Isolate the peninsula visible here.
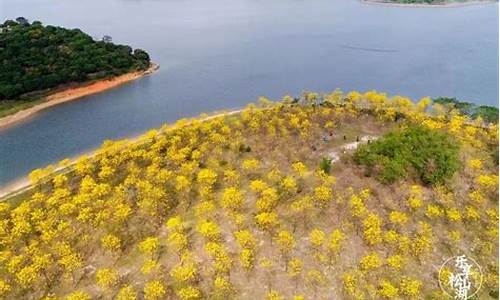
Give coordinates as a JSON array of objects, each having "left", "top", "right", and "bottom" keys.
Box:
[{"left": 0, "top": 18, "right": 156, "bottom": 126}]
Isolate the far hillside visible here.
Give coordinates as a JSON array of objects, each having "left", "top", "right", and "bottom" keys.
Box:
[
  {"left": 0, "top": 18, "right": 151, "bottom": 102},
  {"left": 367, "top": 0, "right": 497, "bottom": 4},
  {"left": 433, "top": 97, "right": 498, "bottom": 124}
]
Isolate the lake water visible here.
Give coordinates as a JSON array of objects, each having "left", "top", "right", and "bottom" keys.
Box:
[{"left": 0, "top": 0, "right": 498, "bottom": 187}]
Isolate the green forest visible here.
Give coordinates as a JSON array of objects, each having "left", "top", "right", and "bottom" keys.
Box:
[
  {"left": 433, "top": 97, "right": 499, "bottom": 124},
  {"left": 0, "top": 18, "right": 151, "bottom": 101}
]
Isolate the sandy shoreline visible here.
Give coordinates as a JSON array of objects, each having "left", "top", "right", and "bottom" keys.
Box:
[
  {"left": 0, "top": 107, "right": 243, "bottom": 200},
  {"left": 361, "top": 0, "right": 497, "bottom": 7},
  {"left": 0, "top": 63, "right": 160, "bottom": 130}
]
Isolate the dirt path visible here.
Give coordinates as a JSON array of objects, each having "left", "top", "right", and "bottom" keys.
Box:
[
  {"left": 328, "top": 135, "right": 379, "bottom": 162},
  {"left": 0, "top": 63, "right": 160, "bottom": 130}
]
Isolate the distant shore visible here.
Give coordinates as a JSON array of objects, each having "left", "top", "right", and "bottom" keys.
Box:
[
  {"left": 361, "top": 0, "right": 497, "bottom": 7},
  {"left": 0, "top": 63, "right": 159, "bottom": 130}
]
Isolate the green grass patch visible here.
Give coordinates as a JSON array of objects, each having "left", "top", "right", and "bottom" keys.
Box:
[
  {"left": 0, "top": 98, "right": 48, "bottom": 118},
  {"left": 319, "top": 157, "right": 333, "bottom": 174}
]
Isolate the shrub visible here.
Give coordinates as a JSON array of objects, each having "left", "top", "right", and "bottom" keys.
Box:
[
  {"left": 319, "top": 157, "right": 332, "bottom": 174},
  {"left": 354, "top": 125, "right": 460, "bottom": 185},
  {"left": 239, "top": 144, "right": 252, "bottom": 152}
]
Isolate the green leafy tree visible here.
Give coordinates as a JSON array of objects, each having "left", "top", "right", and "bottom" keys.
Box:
[{"left": 355, "top": 125, "right": 460, "bottom": 185}]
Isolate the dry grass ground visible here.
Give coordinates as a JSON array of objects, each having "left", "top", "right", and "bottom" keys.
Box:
[{"left": 0, "top": 92, "right": 497, "bottom": 300}]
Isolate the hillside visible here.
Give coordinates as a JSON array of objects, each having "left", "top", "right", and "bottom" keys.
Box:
[
  {"left": 0, "top": 18, "right": 151, "bottom": 109},
  {"left": 0, "top": 91, "right": 498, "bottom": 300}
]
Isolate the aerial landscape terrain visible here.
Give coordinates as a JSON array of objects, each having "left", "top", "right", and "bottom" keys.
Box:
[
  {"left": 0, "top": 0, "right": 498, "bottom": 299},
  {"left": 0, "top": 92, "right": 499, "bottom": 299}
]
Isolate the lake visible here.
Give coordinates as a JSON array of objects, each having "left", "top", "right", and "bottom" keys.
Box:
[{"left": 0, "top": 0, "right": 498, "bottom": 187}]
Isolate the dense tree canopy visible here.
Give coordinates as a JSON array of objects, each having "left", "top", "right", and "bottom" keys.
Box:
[
  {"left": 0, "top": 18, "right": 151, "bottom": 100},
  {"left": 354, "top": 125, "right": 460, "bottom": 185}
]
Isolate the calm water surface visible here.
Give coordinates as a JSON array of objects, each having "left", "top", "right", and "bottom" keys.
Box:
[{"left": 0, "top": 0, "right": 498, "bottom": 186}]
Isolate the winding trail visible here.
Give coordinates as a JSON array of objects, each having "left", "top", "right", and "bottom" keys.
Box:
[{"left": 328, "top": 135, "right": 379, "bottom": 162}]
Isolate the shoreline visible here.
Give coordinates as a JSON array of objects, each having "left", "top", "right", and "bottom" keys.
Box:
[
  {"left": 361, "top": 0, "right": 497, "bottom": 7},
  {"left": 0, "top": 107, "right": 243, "bottom": 200},
  {"left": 0, "top": 63, "right": 160, "bottom": 130},
  {"left": 0, "top": 103, "right": 491, "bottom": 200}
]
